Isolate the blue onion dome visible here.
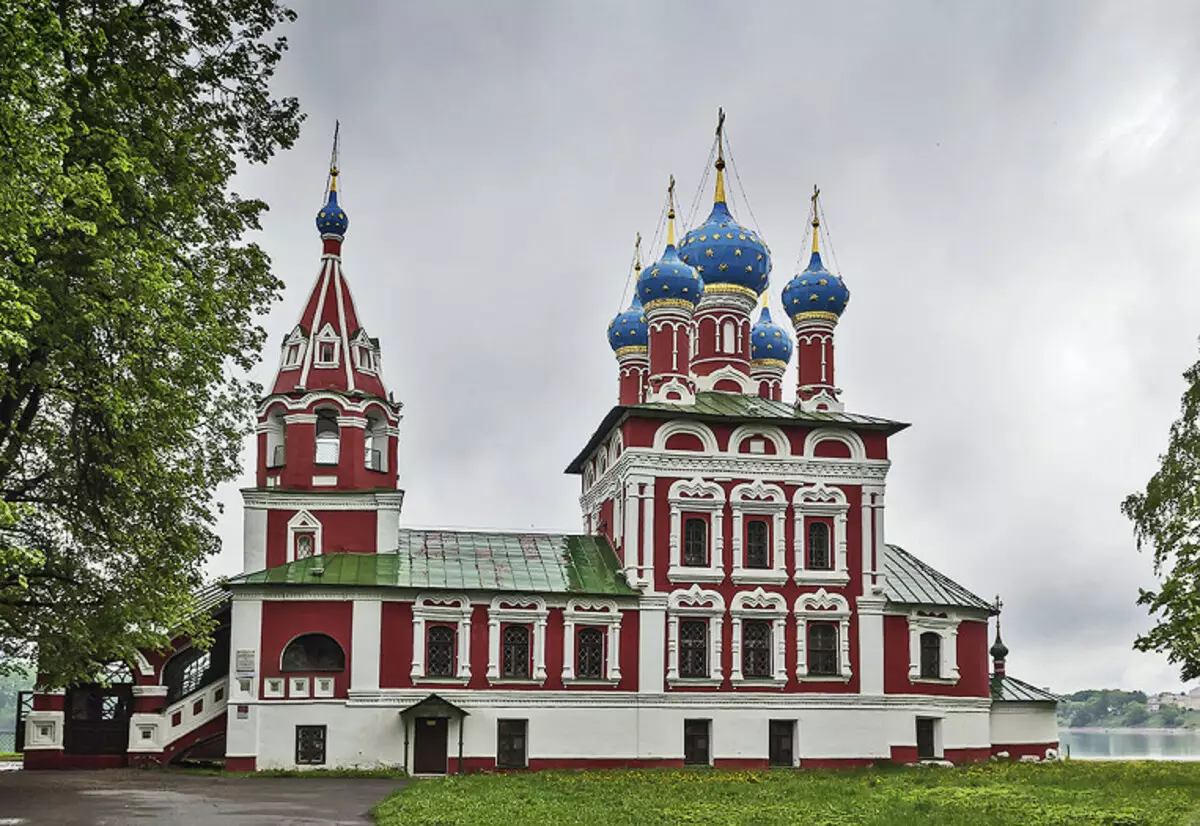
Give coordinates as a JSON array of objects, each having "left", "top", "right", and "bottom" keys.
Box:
[
  {"left": 782, "top": 250, "right": 850, "bottom": 321},
  {"left": 607, "top": 293, "right": 649, "bottom": 353},
  {"left": 678, "top": 157, "right": 770, "bottom": 297},
  {"left": 750, "top": 304, "right": 793, "bottom": 366},
  {"left": 637, "top": 194, "right": 703, "bottom": 310},
  {"left": 315, "top": 170, "right": 349, "bottom": 237}
]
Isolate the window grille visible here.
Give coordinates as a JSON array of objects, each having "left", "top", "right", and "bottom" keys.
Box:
[
  {"left": 281, "top": 634, "right": 345, "bottom": 672},
  {"left": 426, "top": 626, "right": 456, "bottom": 677},
  {"left": 576, "top": 627, "right": 604, "bottom": 679},
  {"left": 920, "top": 632, "right": 941, "bottom": 679},
  {"left": 679, "top": 619, "right": 708, "bottom": 678},
  {"left": 807, "top": 522, "right": 832, "bottom": 570},
  {"left": 807, "top": 622, "right": 838, "bottom": 675},
  {"left": 502, "top": 625, "right": 530, "bottom": 679},
  {"left": 746, "top": 520, "right": 770, "bottom": 569},
  {"left": 683, "top": 518, "right": 708, "bottom": 567},
  {"left": 296, "top": 725, "right": 326, "bottom": 765},
  {"left": 742, "top": 619, "right": 772, "bottom": 678}
]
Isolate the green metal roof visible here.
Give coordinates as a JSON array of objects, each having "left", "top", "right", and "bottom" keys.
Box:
[
  {"left": 228, "top": 530, "right": 635, "bottom": 596},
  {"left": 882, "top": 544, "right": 995, "bottom": 612},
  {"left": 566, "top": 394, "right": 908, "bottom": 473},
  {"left": 991, "top": 674, "right": 1059, "bottom": 704}
]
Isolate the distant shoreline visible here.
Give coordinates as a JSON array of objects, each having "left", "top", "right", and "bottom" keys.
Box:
[{"left": 1062, "top": 727, "right": 1198, "bottom": 734}]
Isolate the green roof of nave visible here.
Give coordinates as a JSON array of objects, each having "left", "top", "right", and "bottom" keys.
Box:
[
  {"left": 882, "top": 544, "right": 994, "bottom": 612},
  {"left": 566, "top": 392, "right": 909, "bottom": 473},
  {"left": 229, "top": 530, "right": 635, "bottom": 596},
  {"left": 990, "top": 673, "right": 1060, "bottom": 704}
]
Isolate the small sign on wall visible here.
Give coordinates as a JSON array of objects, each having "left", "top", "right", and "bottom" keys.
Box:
[
  {"left": 237, "top": 705, "right": 249, "bottom": 720},
  {"left": 235, "top": 649, "right": 256, "bottom": 674}
]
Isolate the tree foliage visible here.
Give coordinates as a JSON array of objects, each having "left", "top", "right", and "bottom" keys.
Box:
[
  {"left": 1123, "top": 350, "right": 1200, "bottom": 681},
  {"left": 0, "top": 0, "right": 302, "bottom": 685}
]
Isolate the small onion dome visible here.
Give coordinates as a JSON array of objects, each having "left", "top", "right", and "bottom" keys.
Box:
[
  {"left": 607, "top": 294, "right": 649, "bottom": 353},
  {"left": 990, "top": 632, "right": 1009, "bottom": 661},
  {"left": 637, "top": 243, "right": 702, "bottom": 309},
  {"left": 782, "top": 251, "right": 850, "bottom": 322},
  {"left": 750, "top": 304, "right": 793, "bottom": 366},
  {"left": 679, "top": 203, "right": 771, "bottom": 297},
  {"left": 315, "top": 183, "right": 349, "bottom": 237}
]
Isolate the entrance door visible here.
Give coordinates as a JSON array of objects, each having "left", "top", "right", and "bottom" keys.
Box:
[
  {"left": 768, "top": 720, "right": 794, "bottom": 767},
  {"left": 683, "top": 719, "right": 710, "bottom": 766},
  {"left": 413, "top": 716, "right": 449, "bottom": 774},
  {"left": 14, "top": 691, "right": 33, "bottom": 753},
  {"left": 64, "top": 685, "right": 133, "bottom": 755},
  {"left": 916, "top": 718, "right": 937, "bottom": 760}
]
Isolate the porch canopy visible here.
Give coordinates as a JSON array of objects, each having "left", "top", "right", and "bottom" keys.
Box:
[{"left": 398, "top": 693, "right": 468, "bottom": 775}]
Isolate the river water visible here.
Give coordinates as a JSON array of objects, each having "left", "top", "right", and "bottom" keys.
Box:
[{"left": 1060, "top": 728, "right": 1200, "bottom": 760}]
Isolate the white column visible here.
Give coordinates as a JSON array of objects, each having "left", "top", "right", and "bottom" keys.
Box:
[
  {"left": 711, "top": 616, "right": 725, "bottom": 682},
  {"left": 772, "top": 617, "right": 787, "bottom": 682},
  {"left": 226, "top": 598, "right": 263, "bottom": 761},
  {"left": 641, "top": 478, "right": 656, "bottom": 587},
  {"left": 772, "top": 511, "right": 786, "bottom": 576},
  {"left": 242, "top": 506, "right": 267, "bottom": 574},
  {"left": 486, "top": 617, "right": 501, "bottom": 680},
  {"left": 562, "top": 616, "right": 576, "bottom": 681},
  {"left": 456, "top": 615, "right": 472, "bottom": 680},
  {"left": 609, "top": 621, "right": 623, "bottom": 680},
  {"left": 409, "top": 614, "right": 426, "bottom": 681},
  {"left": 623, "top": 480, "right": 640, "bottom": 577},
  {"left": 873, "top": 488, "right": 887, "bottom": 579},
  {"left": 730, "top": 510, "right": 744, "bottom": 579},
  {"left": 376, "top": 496, "right": 402, "bottom": 554},
  {"left": 534, "top": 614, "right": 548, "bottom": 681},
  {"left": 856, "top": 596, "right": 886, "bottom": 694},
  {"left": 351, "top": 598, "right": 382, "bottom": 691},
  {"left": 861, "top": 485, "right": 877, "bottom": 591},
  {"left": 730, "top": 616, "right": 743, "bottom": 682}
]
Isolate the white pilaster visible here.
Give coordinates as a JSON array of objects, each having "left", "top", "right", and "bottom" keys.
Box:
[
  {"left": 856, "top": 596, "right": 886, "bottom": 694},
  {"left": 226, "top": 598, "right": 263, "bottom": 760},
  {"left": 640, "top": 478, "right": 655, "bottom": 588},
  {"left": 623, "top": 479, "right": 640, "bottom": 580},
  {"left": 351, "top": 598, "right": 382, "bottom": 691},
  {"left": 639, "top": 601, "right": 667, "bottom": 693},
  {"left": 242, "top": 506, "right": 267, "bottom": 574}
]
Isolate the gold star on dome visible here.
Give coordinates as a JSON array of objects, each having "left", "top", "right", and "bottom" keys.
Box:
[
  {"left": 819, "top": 278, "right": 828, "bottom": 286},
  {"left": 683, "top": 287, "right": 689, "bottom": 293},
  {"left": 734, "top": 248, "right": 742, "bottom": 256},
  {"left": 696, "top": 265, "right": 705, "bottom": 273},
  {"left": 320, "top": 211, "right": 327, "bottom": 218},
  {"left": 705, "top": 249, "right": 714, "bottom": 257},
  {"left": 801, "top": 280, "right": 808, "bottom": 286},
  {"left": 699, "top": 235, "right": 707, "bottom": 241},
  {"left": 691, "top": 272, "right": 698, "bottom": 279},
  {"left": 719, "top": 263, "right": 728, "bottom": 271},
  {"left": 756, "top": 253, "right": 763, "bottom": 261},
  {"left": 745, "top": 265, "right": 752, "bottom": 272},
  {"left": 682, "top": 254, "right": 690, "bottom": 262},
  {"left": 828, "top": 296, "right": 837, "bottom": 301},
  {"left": 739, "top": 234, "right": 746, "bottom": 240},
  {"left": 726, "top": 233, "right": 734, "bottom": 239},
  {"left": 651, "top": 268, "right": 660, "bottom": 276},
  {"left": 767, "top": 344, "right": 773, "bottom": 350},
  {"left": 774, "top": 332, "right": 781, "bottom": 338},
  {"left": 663, "top": 285, "right": 670, "bottom": 291}
]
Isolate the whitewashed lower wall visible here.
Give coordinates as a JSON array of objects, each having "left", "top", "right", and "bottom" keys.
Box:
[
  {"left": 989, "top": 703, "right": 1058, "bottom": 745},
  {"left": 246, "top": 693, "right": 995, "bottom": 770}
]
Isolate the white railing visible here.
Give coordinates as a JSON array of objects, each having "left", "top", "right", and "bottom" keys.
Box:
[{"left": 128, "top": 677, "right": 229, "bottom": 753}]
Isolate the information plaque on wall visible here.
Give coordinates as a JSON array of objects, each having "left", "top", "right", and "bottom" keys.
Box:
[{"left": 235, "top": 649, "right": 256, "bottom": 674}]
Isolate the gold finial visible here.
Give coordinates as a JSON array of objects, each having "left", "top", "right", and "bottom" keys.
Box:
[
  {"left": 634, "top": 232, "right": 643, "bottom": 274},
  {"left": 811, "top": 185, "right": 821, "bottom": 254},
  {"left": 714, "top": 107, "right": 727, "bottom": 205},
  {"left": 667, "top": 176, "right": 677, "bottom": 247},
  {"left": 760, "top": 291, "right": 769, "bottom": 309},
  {"left": 328, "top": 120, "right": 341, "bottom": 195}
]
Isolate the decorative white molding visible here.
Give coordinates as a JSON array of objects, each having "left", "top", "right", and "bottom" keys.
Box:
[
  {"left": 667, "top": 477, "right": 727, "bottom": 584},
  {"left": 794, "top": 589, "right": 853, "bottom": 681},
  {"left": 257, "top": 391, "right": 402, "bottom": 422},
  {"left": 411, "top": 593, "right": 473, "bottom": 682},
  {"left": 134, "top": 651, "right": 156, "bottom": 678},
  {"left": 562, "top": 598, "right": 623, "bottom": 684},
  {"left": 487, "top": 595, "right": 549, "bottom": 684},
  {"left": 242, "top": 490, "right": 405, "bottom": 512},
  {"left": 286, "top": 510, "right": 322, "bottom": 562},
  {"left": 312, "top": 322, "right": 341, "bottom": 368},
  {"left": 666, "top": 585, "right": 726, "bottom": 686},
  {"left": 798, "top": 388, "right": 845, "bottom": 413},
  {"left": 802, "top": 427, "right": 866, "bottom": 461},
  {"left": 652, "top": 420, "right": 719, "bottom": 454},
  {"left": 263, "top": 677, "right": 285, "bottom": 698},
  {"left": 727, "top": 424, "right": 790, "bottom": 457},
  {"left": 730, "top": 588, "right": 788, "bottom": 686},
  {"left": 792, "top": 483, "right": 851, "bottom": 586},
  {"left": 730, "top": 480, "right": 788, "bottom": 585},
  {"left": 907, "top": 612, "right": 961, "bottom": 683},
  {"left": 694, "top": 364, "right": 754, "bottom": 394},
  {"left": 23, "top": 710, "right": 64, "bottom": 750},
  {"left": 289, "top": 676, "right": 310, "bottom": 699}
]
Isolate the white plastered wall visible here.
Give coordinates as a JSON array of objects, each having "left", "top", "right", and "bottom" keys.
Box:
[{"left": 989, "top": 703, "right": 1058, "bottom": 745}]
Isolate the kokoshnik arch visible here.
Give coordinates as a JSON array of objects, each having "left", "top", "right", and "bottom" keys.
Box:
[{"left": 21, "top": 117, "right": 1058, "bottom": 772}]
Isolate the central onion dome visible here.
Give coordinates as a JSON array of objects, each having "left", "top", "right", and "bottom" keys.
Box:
[
  {"left": 678, "top": 146, "right": 770, "bottom": 296},
  {"left": 315, "top": 167, "right": 349, "bottom": 237},
  {"left": 608, "top": 293, "right": 648, "bottom": 352},
  {"left": 750, "top": 303, "right": 793, "bottom": 366},
  {"left": 782, "top": 204, "right": 849, "bottom": 321},
  {"left": 637, "top": 180, "right": 703, "bottom": 310}
]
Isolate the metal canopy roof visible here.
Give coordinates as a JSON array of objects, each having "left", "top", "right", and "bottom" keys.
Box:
[
  {"left": 882, "top": 544, "right": 994, "bottom": 612},
  {"left": 566, "top": 393, "right": 910, "bottom": 473},
  {"left": 991, "top": 674, "right": 1060, "bottom": 704},
  {"left": 228, "top": 529, "right": 635, "bottom": 596}
]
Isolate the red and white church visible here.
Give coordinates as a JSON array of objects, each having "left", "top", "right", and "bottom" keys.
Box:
[{"left": 21, "top": 126, "right": 1058, "bottom": 773}]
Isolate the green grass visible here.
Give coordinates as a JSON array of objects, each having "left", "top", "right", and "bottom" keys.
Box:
[
  {"left": 371, "top": 761, "right": 1200, "bottom": 826},
  {"left": 0, "top": 752, "right": 20, "bottom": 762}
]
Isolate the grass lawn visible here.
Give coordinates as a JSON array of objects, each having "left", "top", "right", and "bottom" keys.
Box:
[
  {"left": 0, "top": 753, "right": 19, "bottom": 762},
  {"left": 372, "top": 761, "right": 1200, "bottom": 826}
]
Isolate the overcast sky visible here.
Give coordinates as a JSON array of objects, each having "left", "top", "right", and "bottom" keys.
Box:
[{"left": 207, "top": 0, "right": 1200, "bottom": 696}]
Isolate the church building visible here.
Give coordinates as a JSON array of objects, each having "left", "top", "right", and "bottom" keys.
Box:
[{"left": 20, "top": 120, "right": 1058, "bottom": 772}]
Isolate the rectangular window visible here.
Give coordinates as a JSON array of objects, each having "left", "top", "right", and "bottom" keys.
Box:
[
  {"left": 745, "top": 520, "right": 770, "bottom": 569},
  {"left": 497, "top": 719, "right": 527, "bottom": 769},
  {"left": 919, "top": 632, "right": 941, "bottom": 679},
  {"left": 769, "top": 720, "right": 795, "bottom": 767},
  {"left": 742, "top": 619, "right": 772, "bottom": 678},
  {"left": 502, "top": 625, "right": 530, "bottom": 679},
  {"left": 295, "top": 725, "right": 326, "bottom": 765},
  {"left": 285, "top": 344, "right": 300, "bottom": 366},
  {"left": 679, "top": 619, "right": 708, "bottom": 678},
  {"left": 807, "top": 622, "right": 838, "bottom": 676},
  {"left": 426, "top": 626, "right": 456, "bottom": 678},
  {"left": 807, "top": 521, "right": 832, "bottom": 570},
  {"left": 683, "top": 517, "right": 708, "bottom": 567},
  {"left": 916, "top": 718, "right": 938, "bottom": 760},
  {"left": 318, "top": 342, "right": 336, "bottom": 364},
  {"left": 683, "top": 719, "right": 710, "bottom": 766},
  {"left": 576, "top": 627, "right": 605, "bottom": 680}
]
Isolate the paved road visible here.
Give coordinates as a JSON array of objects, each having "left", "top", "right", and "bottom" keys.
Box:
[{"left": 0, "top": 769, "right": 407, "bottom": 825}]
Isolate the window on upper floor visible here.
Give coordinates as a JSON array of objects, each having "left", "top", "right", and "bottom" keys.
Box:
[
  {"left": 807, "top": 522, "right": 832, "bottom": 570},
  {"left": 919, "top": 632, "right": 941, "bottom": 680},
  {"left": 742, "top": 619, "right": 772, "bottom": 679},
  {"left": 314, "top": 409, "right": 340, "bottom": 465},
  {"left": 683, "top": 518, "right": 708, "bottom": 567},
  {"left": 364, "top": 412, "right": 387, "bottom": 472},
  {"left": 721, "top": 320, "right": 737, "bottom": 354},
  {"left": 281, "top": 634, "right": 345, "bottom": 673},
  {"left": 806, "top": 622, "right": 839, "bottom": 676},
  {"left": 426, "top": 626, "right": 456, "bottom": 678},
  {"left": 746, "top": 520, "right": 770, "bottom": 569},
  {"left": 502, "top": 625, "right": 530, "bottom": 679},
  {"left": 679, "top": 619, "right": 708, "bottom": 678},
  {"left": 576, "top": 627, "right": 604, "bottom": 680}
]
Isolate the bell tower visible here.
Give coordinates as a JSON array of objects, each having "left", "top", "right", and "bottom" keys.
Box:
[{"left": 242, "top": 125, "right": 404, "bottom": 573}]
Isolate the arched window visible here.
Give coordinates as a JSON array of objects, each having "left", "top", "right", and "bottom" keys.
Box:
[
  {"left": 679, "top": 619, "right": 708, "bottom": 678},
  {"left": 807, "top": 622, "right": 838, "bottom": 675},
  {"left": 746, "top": 520, "right": 770, "bottom": 569},
  {"left": 807, "top": 522, "right": 831, "bottom": 570},
  {"left": 683, "top": 518, "right": 708, "bottom": 567},
  {"left": 266, "top": 409, "right": 287, "bottom": 469},
  {"left": 920, "top": 632, "right": 941, "bottom": 679},
  {"left": 364, "top": 412, "right": 387, "bottom": 472},
  {"left": 426, "top": 626, "right": 456, "bottom": 678},
  {"left": 576, "top": 627, "right": 604, "bottom": 679},
  {"left": 721, "top": 320, "right": 737, "bottom": 354},
  {"left": 742, "top": 619, "right": 772, "bottom": 678},
  {"left": 281, "top": 634, "right": 345, "bottom": 672},
  {"left": 314, "top": 409, "right": 340, "bottom": 465},
  {"left": 502, "top": 625, "right": 530, "bottom": 678}
]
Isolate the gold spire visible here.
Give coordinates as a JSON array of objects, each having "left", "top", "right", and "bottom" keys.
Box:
[
  {"left": 810, "top": 185, "right": 821, "bottom": 254},
  {"left": 667, "top": 176, "right": 677, "bottom": 247},
  {"left": 634, "top": 232, "right": 643, "bottom": 274},
  {"left": 760, "top": 291, "right": 769, "bottom": 310},
  {"left": 328, "top": 120, "right": 341, "bottom": 196},
  {"left": 714, "top": 107, "right": 727, "bottom": 205}
]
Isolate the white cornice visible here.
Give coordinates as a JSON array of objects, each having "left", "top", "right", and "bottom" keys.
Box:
[{"left": 241, "top": 489, "right": 405, "bottom": 511}]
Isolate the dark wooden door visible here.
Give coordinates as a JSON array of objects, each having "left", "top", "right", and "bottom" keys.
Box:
[
  {"left": 64, "top": 685, "right": 133, "bottom": 755},
  {"left": 14, "top": 691, "right": 33, "bottom": 752},
  {"left": 413, "top": 716, "right": 448, "bottom": 774},
  {"left": 916, "top": 718, "right": 936, "bottom": 760},
  {"left": 769, "top": 720, "right": 794, "bottom": 767},
  {"left": 683, "top": 719, "right": 710, "bottom": 766}
]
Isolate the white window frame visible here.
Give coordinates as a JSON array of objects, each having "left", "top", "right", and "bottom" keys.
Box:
[
  {"left": 908, "top": 612, "right": 961, "bottom": 684},
  {"left": 314, "top": 676, "right": 335, "bottom": 698},
  {"left": 287, "top": 511, "right": 322, "bottom": 562},
  {"left": 487, "top": 596, "right": 549, "bottom": 684},
  {"left": 411, "top": 593, "right": 473, "bottom": 684},
  {"left": 667, "top": 585, "right": 725, "bottom": 687},
  {"left": 562, "top": 598, "right": 623, "bottom": 685},
  {"left": 730, "top": 481, "right": 788, "bottom": 585},
  {"left": 280, "top": 326, "right": 307, "bottom": 371},
  {"left": 730, "top": 588, "right": 788, "bottom": 686},
  {"left": 350, "top": 330, "right": 379, "bottom": 375},
  {"left": 313, "top": 323, "right": 341, "bottom": 368},
  {"left": 794, "top": 589, "right": 852, "bottom": 682},
  {"left": 288, "top": 676, "right": 310, "bottom": 699},
  {"left": 793, "top": 484, "right": 851, "bottom": 586},
  {"left": 263, "top": 677, "right": 284, "bottom": 699},
  {"left": 667, "top": 477, "right": 726, "bottom": 584}
]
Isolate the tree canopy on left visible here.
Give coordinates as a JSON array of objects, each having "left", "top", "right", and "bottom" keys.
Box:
[{"left": 0, "top": 0, "right": 302, "bottom": 685}]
